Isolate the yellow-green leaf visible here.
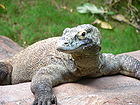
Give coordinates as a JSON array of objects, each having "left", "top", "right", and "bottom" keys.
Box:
[
  {"left": 92, "top": 19, "right": 113, "bottom": 29},
  {"left": 100, "top": 21, "right": 112, "bottom": 29},
  {"left": 0, "top": 4, "right": 6, "bottom": 9},
  {"left": 92, "top": 19, "right": 102, "bottom": 24}
]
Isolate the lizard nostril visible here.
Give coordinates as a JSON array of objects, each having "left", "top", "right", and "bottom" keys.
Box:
[{"left": 64, "top": 42, "right": 69, "bottom": 45}]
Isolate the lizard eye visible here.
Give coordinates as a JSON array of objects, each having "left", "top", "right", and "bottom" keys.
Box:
[
  {"left": 77, "top": 31, "right": 87, "bottom": 40},
  {"left": 81, "top": 32, "right": 86, "bottom": 36}
]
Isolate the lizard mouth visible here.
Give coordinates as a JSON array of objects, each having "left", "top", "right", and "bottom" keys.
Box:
[{"left": 57, "top": 38, "right": 93, "bottom": 53}]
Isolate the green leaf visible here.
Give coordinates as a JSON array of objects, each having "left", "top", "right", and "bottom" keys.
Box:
[{"left": 77, "top": 3, "right": 105, "bottom": 14}]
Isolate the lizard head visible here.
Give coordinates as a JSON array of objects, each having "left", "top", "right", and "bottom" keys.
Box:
[{"left": 57, "top": 24, "right": 101, "bottom": 54}]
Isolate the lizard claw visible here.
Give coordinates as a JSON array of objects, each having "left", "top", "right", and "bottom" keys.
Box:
[
  {"left": 51, "top": 95, "right": 57, "bottom": 105},
  {"left": 32, "top": 94, "right": 57, "bottom": 105}
]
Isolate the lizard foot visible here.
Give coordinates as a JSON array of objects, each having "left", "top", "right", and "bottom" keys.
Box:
[{"left": 32, "top": 94, "right": 57, "bottom": 105}]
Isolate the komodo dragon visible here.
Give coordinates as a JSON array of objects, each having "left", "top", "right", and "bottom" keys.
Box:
[{"left": 0, "top": 24, "right": 140, "bottom": 105}]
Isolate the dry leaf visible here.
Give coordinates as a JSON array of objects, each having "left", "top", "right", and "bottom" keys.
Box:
[
  {"left": 92, "top": 19, "right": 113, "bottom": 29},
  {"left": 0, "top": 4, "right": 6, "bottom": 9},
  {"left": 61, "top": 6, "right": 67, "bottom": 10},
  {"left": 112, "top": 14, "right": 130, "bottom": 24},
  {"left": 112, "top": 14, "right": 140, "bottom": 30},
  {"left": 61, "top": 6, "right": 73, "bottom": 12}
]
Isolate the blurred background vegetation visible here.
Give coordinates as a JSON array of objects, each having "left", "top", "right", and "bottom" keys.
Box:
[{"left": 0, "top": 0, "right": 140, "bottom": 54}]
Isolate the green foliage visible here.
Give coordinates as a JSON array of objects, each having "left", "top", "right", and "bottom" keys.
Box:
[
  {"left": 101, "top": 25, "right": 140, "bottom": 54},
  {"left": 0, "top": 0, "right": 140, "bottom": 54}
]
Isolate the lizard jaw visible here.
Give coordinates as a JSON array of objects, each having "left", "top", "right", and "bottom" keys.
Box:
[{"left": 57, "top": 38, "right": 93, "bottom": 53}]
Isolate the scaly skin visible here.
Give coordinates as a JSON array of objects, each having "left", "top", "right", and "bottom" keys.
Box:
[{"left": 0, "top": 24, "right": 140, "bottom": 105}]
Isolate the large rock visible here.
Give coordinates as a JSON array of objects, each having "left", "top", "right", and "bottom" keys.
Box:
[
  {"left": 0, "top": 75, "right": 140, "bottom": 105},
  {"left": 0, "top": 36, "right": 23, "bottom": 60},
  {"left": 0, "top": 36, "right": 140, "bottom": 105}
]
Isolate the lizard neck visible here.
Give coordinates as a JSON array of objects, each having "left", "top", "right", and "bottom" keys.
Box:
[{"left": 71, "top": 47, "right": 101, "bottom": 76}]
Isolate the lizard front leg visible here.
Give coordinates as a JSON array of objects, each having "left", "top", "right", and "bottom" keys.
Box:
[
  {"left": 100, "top": 53, "right": 140, "bottom": 79},
  {"left": 31, "top": 64, "right": 78, "bottom": 105},
  {"left": 118, "top": 54, "right": 140, "bottom": 79}
]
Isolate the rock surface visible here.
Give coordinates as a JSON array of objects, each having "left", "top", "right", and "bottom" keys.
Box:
[
  {"left": 0, "top": 36, "right": 140, "bottom": 105},
  {"left": 1, "top": 75, "right": 140, "bottom": 105},
  {"left": 0, "top": 36, "right": 23, "bottom": 60}
]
